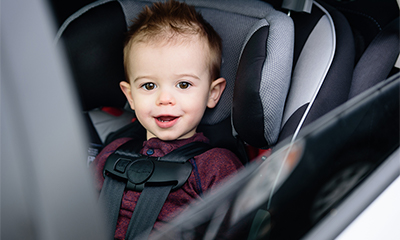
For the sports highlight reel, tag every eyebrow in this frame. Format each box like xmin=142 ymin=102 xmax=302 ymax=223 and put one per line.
xmin=133 ymin=73 xmax=201 ymax=83
xmin=175 ymin=73 xmax=201 ymax=81
xmin=133 ymin=75 xmax=153 ymax=83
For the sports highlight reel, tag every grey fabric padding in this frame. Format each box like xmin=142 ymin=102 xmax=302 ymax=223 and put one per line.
xmin=238 ymin=19 xmax=270 ymax=67
xmin=259 ymin=11 xmax=294 ymax=145
xmin=231 ymin=19 xmax=270 ymax=139
xmin=118 ymin=0 xmax=288 ymax=126
xmin=282 ymin=9 xmax=336 ymax=135
xmin=198 ymin=8 xmax=259 ymax=125
xmin=88 ymin=109 xmax=135 ymax=143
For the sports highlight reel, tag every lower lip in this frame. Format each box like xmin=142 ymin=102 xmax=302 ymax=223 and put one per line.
xmin=155 ymin=117 xmax=179 ymax=128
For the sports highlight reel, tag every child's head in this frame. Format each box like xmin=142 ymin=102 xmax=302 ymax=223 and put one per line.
xmin=123 ymin=0 xmax=222 ymax=82
xmin=120 ymin=0 xmax=226 ymax=141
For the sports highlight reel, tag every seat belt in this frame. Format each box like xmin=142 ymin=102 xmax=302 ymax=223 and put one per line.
xmin=126 ymin=185 xmax=173 ymax=239
xmin=99 ymin=139 xmax=142 ymax=240
xmin=98 ymin=175 xmax=126 ymax=240
xmin=98 ymin=140 xmax=212 ymax=240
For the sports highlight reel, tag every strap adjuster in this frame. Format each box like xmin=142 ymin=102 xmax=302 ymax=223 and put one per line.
xmin=104 ymin=154 xmax=193 ymax=192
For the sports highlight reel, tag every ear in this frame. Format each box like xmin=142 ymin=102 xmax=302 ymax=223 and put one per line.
xmin=207 ymin=77 xmax=226 ymax=108
xmin=120 ymin=81 xmax=135 ymax=110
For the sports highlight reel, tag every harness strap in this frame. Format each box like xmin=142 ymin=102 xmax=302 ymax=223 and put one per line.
xmin=125 ymin=142 xmax=212 ymax=239
xmin=126 ymin=185 xmax=173 ymax=240
xmin=159 ymin=142 xmax=212 ymax=162
xmin=100 ymin=139 xmax=212 ymax=240
xmin=98 ymin=176 xmax=126 ymax=240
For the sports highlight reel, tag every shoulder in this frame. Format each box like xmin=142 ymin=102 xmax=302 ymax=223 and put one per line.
xmin=193 ymin=147 xmax=243 ymax=189
xmin=94 ymin=137 xmax=133 ymax=165
xmin=198 ymin=148 xmax=242 ymax=166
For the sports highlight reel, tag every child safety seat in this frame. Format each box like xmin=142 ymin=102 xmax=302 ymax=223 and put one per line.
xmin=56 ymin=0 xmax=294 ymax=165
xmin=234 ymin=0 xmax=356 ymax=149
xmin=55 ymin=0 xmax=294 ymax=238
xmin=230 ymin=1 xmax=399 ymax=239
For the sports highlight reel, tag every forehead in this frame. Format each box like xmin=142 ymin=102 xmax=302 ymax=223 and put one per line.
xmin=127 ymin=34 xmax=211 ymax=76
xmin=131 ymin=32 xmax=208 ymax=52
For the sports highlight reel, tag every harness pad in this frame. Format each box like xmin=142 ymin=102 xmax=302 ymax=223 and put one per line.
xmin=104 ymin=154 xmax=193 ymax=192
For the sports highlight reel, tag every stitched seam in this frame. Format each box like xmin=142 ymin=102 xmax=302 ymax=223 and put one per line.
xmin=189 ymin=158 xmax=203 ymax=197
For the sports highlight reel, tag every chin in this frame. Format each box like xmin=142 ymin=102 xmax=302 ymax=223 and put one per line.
xmin=158 ymin=137 xmax=177 ymax=141
xmin=157 ymin=133 xmax=193 ymax=141
xmin=155 ymin=134 xmax=180 ymax=141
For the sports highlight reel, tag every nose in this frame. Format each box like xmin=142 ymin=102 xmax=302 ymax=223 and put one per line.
xmin=156 ymin=88 xmax=176 ymax=106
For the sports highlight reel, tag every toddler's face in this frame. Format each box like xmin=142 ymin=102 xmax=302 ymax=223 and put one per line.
xmin=121 ymin=36 xmax=224 ymax=141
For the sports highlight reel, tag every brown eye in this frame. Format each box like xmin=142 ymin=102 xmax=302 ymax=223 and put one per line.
xmin=177 ymin=82 xmax=191 ymax=89
xmin=142 ymin=82 xmax=156 ymax=90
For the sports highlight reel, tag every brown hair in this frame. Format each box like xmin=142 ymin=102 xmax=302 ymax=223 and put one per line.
xmin=123 ymin=0 xmax=222 ymax=81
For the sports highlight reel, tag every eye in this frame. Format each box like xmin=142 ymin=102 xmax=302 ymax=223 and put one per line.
xmin=141 ymin=82 xmax=156 ymax=90
xmin=177 ymin=81 xmax=191 ymax=89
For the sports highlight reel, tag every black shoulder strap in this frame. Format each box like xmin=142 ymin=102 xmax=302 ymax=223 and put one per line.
xmin=105 ymin=120 xmax=146 ymax=146
xmin=126 ymin=141 xmax=212 ymax=239
xmin=159 ymin=142 xmax=212 ymax=162
xmin=98 ymin=175 xmax=125 ymax=240
xmin=126 ymin=185 xmax=173 ymax=239
xmin=99 ymin=140 xmax=212 ymax=240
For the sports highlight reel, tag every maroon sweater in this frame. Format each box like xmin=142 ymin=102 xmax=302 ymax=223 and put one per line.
xmin=93 ymin=132 xmax=242 ymax=239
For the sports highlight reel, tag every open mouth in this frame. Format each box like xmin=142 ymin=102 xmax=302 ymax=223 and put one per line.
xmin=155 ymin=115 xmax=179 ymax=128
xmin=157 ymin=116 xmax=178 ymax=122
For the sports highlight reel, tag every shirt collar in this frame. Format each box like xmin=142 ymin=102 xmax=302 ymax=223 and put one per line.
xmin=140 ymin=132 xmax=209 ymax=157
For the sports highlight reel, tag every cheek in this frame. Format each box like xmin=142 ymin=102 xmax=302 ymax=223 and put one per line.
xmin=131 ymin=97 xmax=151 ymax=116
xmin=181 ymin=93 xmax=209 ymax=114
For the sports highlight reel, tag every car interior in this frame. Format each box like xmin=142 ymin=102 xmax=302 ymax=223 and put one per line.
xmin=2 ymin=0 xmax=399 ymax=239
xmin=51 ymin=0 xmax=399 ymax=238
xmin=51 ymin=0 xmax=399 ymax=159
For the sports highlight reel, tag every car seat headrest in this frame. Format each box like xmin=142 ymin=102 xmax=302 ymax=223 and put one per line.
xmin=232 ymin=6 xmax=294 ymax=149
